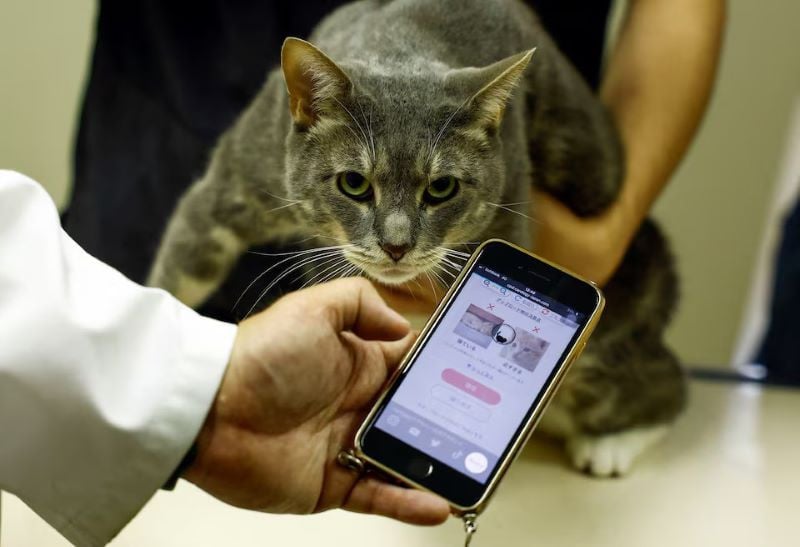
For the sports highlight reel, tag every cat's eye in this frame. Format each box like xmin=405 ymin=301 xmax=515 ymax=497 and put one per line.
xmin=424 ymin=176 xmax=459 ymax=204
xmin=337 ymin=172 xmax=373 ymax=201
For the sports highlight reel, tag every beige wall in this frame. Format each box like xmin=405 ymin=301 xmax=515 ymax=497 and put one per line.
xmin=1 ymin=0 xmax=799 ymax=365
xmin=652 ymin=1 xmax=800 ymax=365
xmin=0 ymin=0 xmax=96 ymax=208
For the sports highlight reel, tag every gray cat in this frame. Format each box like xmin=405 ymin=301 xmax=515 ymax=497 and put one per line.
xmin=148 ymin=0 xmax=685 ymax=477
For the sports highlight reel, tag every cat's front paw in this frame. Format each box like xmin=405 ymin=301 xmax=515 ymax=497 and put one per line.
xmin=566 ymin=426 xmax=669 ymax=478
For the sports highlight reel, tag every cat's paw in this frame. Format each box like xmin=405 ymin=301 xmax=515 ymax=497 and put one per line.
xmin=566 ymin=426 xmax=668 ymax=478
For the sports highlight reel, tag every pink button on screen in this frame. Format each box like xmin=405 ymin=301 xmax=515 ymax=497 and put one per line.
xmin=441 ymin=368 xmax=501 ymax=405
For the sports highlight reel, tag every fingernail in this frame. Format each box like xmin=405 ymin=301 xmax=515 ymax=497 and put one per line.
xmin=385 ymin=305 xmax=410 ymax=328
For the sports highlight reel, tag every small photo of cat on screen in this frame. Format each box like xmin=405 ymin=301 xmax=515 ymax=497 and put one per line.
xmin=454 ymin=304 xmax=504 ymax=348
xmin=500 ymin=330 xmax=550 ymax=372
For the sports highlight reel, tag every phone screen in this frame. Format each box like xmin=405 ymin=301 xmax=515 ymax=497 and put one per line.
xmin=371 ymin=262 xmax=586 ymax=484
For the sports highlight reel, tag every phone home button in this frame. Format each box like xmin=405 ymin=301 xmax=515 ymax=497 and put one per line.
xmin=408 ymin=458 xmax=434 ymax=479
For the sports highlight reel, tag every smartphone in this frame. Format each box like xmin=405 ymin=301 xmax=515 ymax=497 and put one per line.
xmin=354 ymin=239 xmax=604 ymax=514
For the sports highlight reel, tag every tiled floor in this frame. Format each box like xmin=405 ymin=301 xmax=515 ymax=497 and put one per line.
xmin=3 ymin=380 xmax=798 ymax=546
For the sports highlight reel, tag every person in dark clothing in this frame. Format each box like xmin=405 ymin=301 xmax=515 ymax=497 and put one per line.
xmin=63 ymin=0 xmax=724 ymax=322
xmin=756 ymin=194 xmax=800 ymax=385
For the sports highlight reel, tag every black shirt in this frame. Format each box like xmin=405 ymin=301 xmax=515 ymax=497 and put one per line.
xmin=64 ymin=0 xmax=612 ymax=320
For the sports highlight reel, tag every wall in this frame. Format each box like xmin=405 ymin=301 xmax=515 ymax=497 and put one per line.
xmin=650 ymin=1 xmax=800 ymax=365
xmin=0 ymin=0 xmax=96 ymax=208
xmin=1 ymin=0 xmax=799 ymax=365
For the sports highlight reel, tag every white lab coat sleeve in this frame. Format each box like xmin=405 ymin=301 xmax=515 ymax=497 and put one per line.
xmin=0 ymin=171 xmax=237 ymax=546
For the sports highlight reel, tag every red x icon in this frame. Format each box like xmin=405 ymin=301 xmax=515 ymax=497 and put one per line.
xmin=532 ymin=327 xmax=540 ymax=333
xmin=487 ymin=304 xmax=496 ymax=311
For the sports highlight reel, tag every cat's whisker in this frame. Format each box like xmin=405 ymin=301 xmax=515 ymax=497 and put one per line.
xmin=433 ymin=250 xmax=464 ymax=269
xmin=432 ymin=248 xmax=469 ymax=273
xmin=341 ymin=264 xmax=361 ymax=280
xmin=287 ymin=234 xmax=324 ymax=246
xmin=317 ymin=258 xmax=357 ymax=286
xmin=405 ymin=281 xmax=419 ymax=303
xmin=336 ymin=262 xmax=361 ymax=281
xmin=437 ymin=263 xmax=462 ymax=281
xmin=265 ymin=250 xmax=346 ymax=291
xmin=440 ymin=241 xmax=480 ymax=254
xmin=440 ymin=245 xmax=471 ymax=254
xmin=349 ymin=264 xmax=365 ymax=279
xmin=423 ymin=271 xmax=441 ymax=300
xmin=247 ymin=243 xmax=353 ymax=258
xmin=311 ymin=233 xmax=353 ymax=245
xmin=262 ymin=201 xmax=301 ymax=215
xmin=368 ymin=105 xmax=376 ymax=160
xmin=430 ymin=271 xmax=449 ymax=290
xmin=298 ymin=254 xmax=352 ymax=290
xmin=429 ymin=267 xmax=451 ymax=288
xmin=439 ymin=259 xmax=462 ymax=274
xmin=332 ymin=97 xmax=372 ymax=155
xmin=427 ymin=96 xmax=471 ymax=165
xmin=254 ymin=187 xmax=304 ymax=204
xmin=234 ymin=246 xmax=349 ymax=311
xmin=242 ymin=249 xmax=347 ymax=316
xmin=435 ymin=248 xmax=470 ymax=261
xmin=292 ymin=252 xmax=348 ymax=287
xmin=486 ymin=202 xmax=542 ymax=225
xmin=491 ymin=200 xmax=532 ymax=207
xmin=439 ymin=248 xmax=470 ymax=258
xmin=355 ymin=98 xmax=376 ymax=161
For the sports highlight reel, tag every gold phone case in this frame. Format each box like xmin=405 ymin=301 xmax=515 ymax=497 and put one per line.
xmin=354 ymin=238 xmax=605 ymax=516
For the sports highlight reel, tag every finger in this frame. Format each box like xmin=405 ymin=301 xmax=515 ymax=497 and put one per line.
xmin=377 ymin=332 xmax=416 ymax=374
xmin=304 ymin=277 xmax=411 ymax=340
xmin=344 ymin=477 xmax=450 ymax=525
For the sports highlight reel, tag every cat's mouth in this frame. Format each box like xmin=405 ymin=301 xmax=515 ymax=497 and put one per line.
xmin=362 ymin=263 xmax=420 ymax=285
xmin=342 ymin=250 xmax=422 ymax=285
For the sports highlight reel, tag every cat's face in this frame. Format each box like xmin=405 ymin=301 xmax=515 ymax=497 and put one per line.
xmin=281 ymin=39 xmax=532 ymax=285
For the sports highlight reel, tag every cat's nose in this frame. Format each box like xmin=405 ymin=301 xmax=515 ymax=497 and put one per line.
xmin=381 ymin=243 xmax=410 ymax=262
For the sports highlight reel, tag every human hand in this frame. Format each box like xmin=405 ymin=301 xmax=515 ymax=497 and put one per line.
xmin=530 ymin=187 xmax=636 ymax=286
xmin=185 ymin=277 xmax=450 ymax=525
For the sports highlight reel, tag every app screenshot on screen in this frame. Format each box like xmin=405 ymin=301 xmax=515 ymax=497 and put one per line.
xmin=375 ymin=265 xmax=584 ymax=483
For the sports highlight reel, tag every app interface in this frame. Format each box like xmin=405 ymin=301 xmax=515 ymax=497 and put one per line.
xmin=375 ymin=264 xmax=584 ymax=483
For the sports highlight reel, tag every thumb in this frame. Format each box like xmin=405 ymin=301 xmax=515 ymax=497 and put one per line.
xmin=378 ymin=332 xmax=417 ymax=375
xmin=299 ymin=277 xmax=411 ymax=340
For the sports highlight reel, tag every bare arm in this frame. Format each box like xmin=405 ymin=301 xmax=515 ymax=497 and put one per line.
xmin=532 ymin=0 xmax=726 ymax=285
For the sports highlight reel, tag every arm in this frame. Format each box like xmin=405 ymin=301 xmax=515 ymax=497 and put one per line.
xmin=0 ymin=171 xmax=236 ymax=546
xmin=532 ymin=0 xmax=726 ymax=285
xmin=0 ymin=172 xmax=447 ymax=545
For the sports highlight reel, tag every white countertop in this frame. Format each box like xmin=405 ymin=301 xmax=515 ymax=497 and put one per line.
xmin=4 ymin=380 xmax=798 ymax=547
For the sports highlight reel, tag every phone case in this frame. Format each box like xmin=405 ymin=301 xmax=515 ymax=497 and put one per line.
xmin=353 ymin=238 xmax=605 ymax=515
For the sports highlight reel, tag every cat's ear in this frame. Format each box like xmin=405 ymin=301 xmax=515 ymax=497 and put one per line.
xmin=465 ymin=49 xmax=535 ymax=130
xmin=281 ymin=37 xmax=352 ymax=128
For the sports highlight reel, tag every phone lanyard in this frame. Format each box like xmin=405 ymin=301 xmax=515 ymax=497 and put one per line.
xmin=337 ymin=449 xmax=481 ymax=546
xmin=462 ymin=512 xmax=479 ymax=546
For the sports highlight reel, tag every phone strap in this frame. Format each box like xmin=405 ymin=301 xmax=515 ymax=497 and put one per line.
xmin=462 ymin=512 xmax=478 ymax=546
xmin=336 ymin=448 xmax=366 ymax=475
xmin=336 ymin=448 xmax=481 ymax=546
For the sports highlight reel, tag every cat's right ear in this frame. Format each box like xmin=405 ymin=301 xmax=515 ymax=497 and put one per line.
xmin=281 ymin=38 xmax=352 ymax=128
xmin=456 ymin=48 xmax=536 ymax=132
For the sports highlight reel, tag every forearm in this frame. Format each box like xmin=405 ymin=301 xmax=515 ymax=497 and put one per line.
xmin=0 ymin=172 xmax=236 ymax=546
xmin=602 ymin=0 xmax=726 ymax=224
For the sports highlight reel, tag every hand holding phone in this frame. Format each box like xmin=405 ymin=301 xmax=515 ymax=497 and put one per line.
xmin=353 ymin=239 xmax=604 ymax=514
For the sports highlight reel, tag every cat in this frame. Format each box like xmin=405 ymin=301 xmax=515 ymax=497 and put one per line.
xmin=148 ymin=0 xmax=685 ymax=477
xmin=501 ymin=330 xmax=549 ymax=371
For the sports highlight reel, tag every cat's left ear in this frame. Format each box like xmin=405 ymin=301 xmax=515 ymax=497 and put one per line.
xmin=463 ymin=49 xmax=536 ymax=131
xmin=281 ymin=37 xmax=352 ymax=128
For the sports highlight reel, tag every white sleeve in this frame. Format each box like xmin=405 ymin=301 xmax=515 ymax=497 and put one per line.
xmin=0 ymin=171 xmax=237 ymax=546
